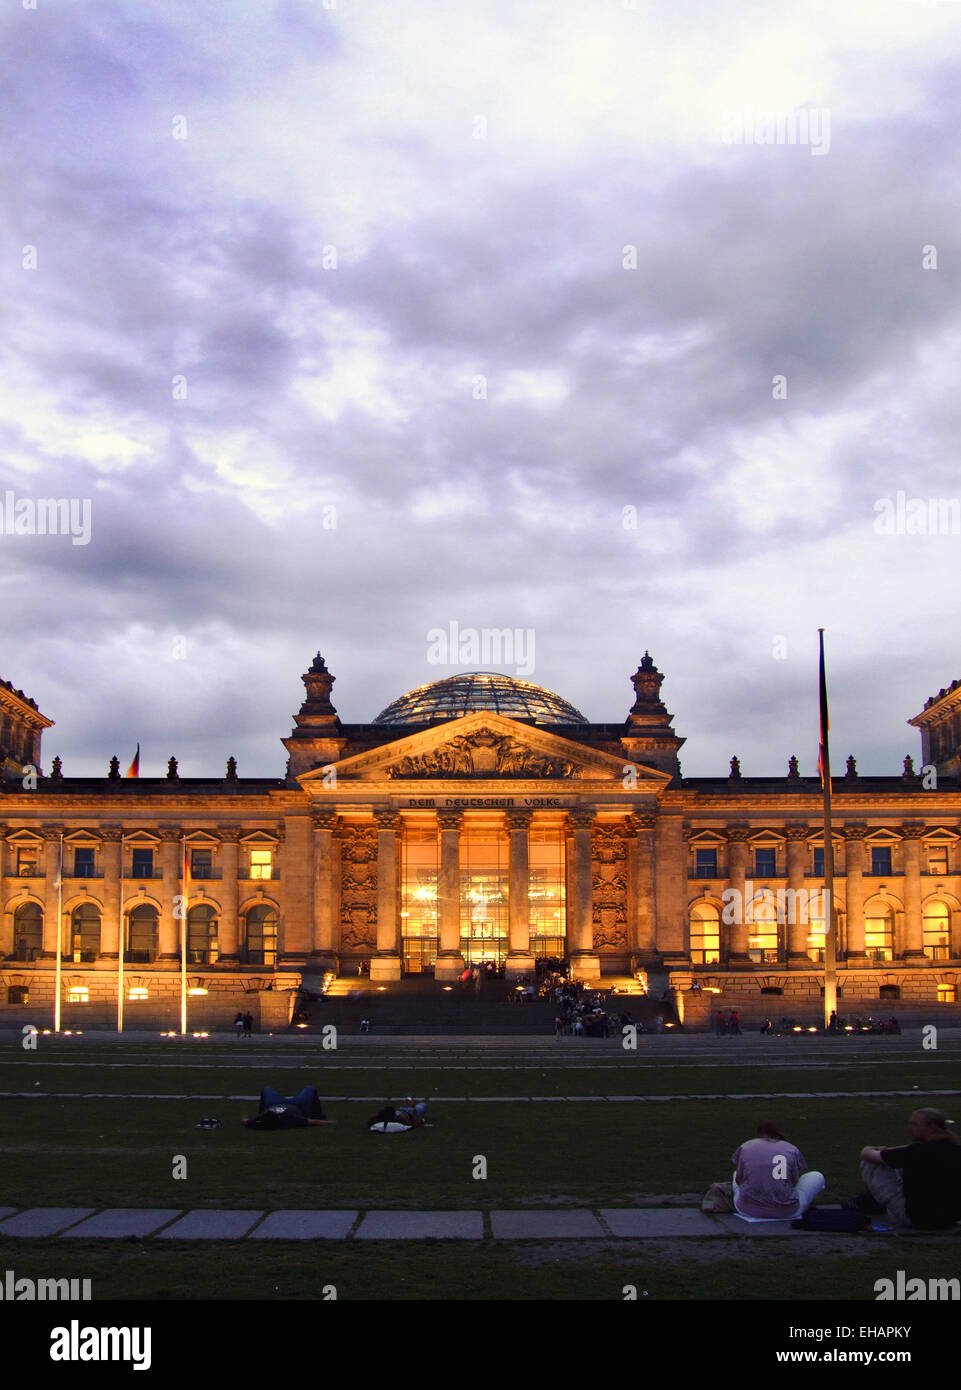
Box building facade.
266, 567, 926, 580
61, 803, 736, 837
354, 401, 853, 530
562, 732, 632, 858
1, 653, 960, 1029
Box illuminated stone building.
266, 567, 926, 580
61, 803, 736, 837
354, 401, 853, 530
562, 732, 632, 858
1, 652, 959, 1028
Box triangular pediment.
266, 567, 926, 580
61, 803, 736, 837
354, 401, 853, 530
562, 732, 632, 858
298, 711, 671, 786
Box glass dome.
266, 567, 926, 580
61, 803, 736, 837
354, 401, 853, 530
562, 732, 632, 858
372, 672, 588, 726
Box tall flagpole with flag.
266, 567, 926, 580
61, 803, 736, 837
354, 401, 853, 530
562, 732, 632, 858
117, 834, 125, 1034
53, 832, 64, 1032
180, 836, 189, 1035
818, 629, 838, 1028
125, 745, 140, 779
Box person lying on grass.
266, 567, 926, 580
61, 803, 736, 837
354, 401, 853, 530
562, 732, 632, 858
241, 1084, 334, 1129
368, 1098, 428, 1132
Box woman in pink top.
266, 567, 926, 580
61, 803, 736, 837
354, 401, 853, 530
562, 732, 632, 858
731, 1121, 825, 1220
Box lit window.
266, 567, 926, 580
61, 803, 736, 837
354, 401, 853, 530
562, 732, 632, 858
927, 846, 949, 875
250, 849, 272, 879
689, 905, 720, 965
937, 985, 956, 1004
128, 987, 149, 1000
865, 913, 894, 961
67, 986, 89, 1003
17, 849, 39, 876
923, 903, 950, 961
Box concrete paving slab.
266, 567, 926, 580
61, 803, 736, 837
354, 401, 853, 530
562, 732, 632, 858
715, 1213, 798, 1236
251, 1210, 358, 1240
356, 1211, 483, 1240
0, 1208, 96, 1237
156, 1210, 264, 1240
63, 1209, 182, 1238
490, 1210, 604, 1239
601, 1208, 724, 1237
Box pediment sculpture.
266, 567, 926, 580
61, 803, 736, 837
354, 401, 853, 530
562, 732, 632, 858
386, 730, 582, 779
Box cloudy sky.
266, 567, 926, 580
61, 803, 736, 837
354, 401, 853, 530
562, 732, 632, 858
3, 0, 960, 778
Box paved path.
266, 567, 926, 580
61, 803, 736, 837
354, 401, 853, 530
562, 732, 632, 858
1, 1204, 956, 1240
3, 1089, 958, 1103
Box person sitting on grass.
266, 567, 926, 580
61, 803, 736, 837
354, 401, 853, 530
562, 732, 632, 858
731, 1120, 825, 1221
850, 1107, 961, 1229
241, 1084, 334, 1129
368, 1098, 428, 1131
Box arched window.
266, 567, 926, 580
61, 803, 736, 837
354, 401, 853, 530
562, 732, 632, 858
127, 904, 158, 963
244, 905, 278, 966
13, 903, 42, 961
689, 903, 720, 964
864, 905, 894, 962
748, 892, 780, 964
922, 902, 951, 961
187, 904, 218, 964
69, 903, 101, 962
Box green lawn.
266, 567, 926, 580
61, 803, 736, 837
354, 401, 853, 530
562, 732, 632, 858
1, 1034, 958, 1302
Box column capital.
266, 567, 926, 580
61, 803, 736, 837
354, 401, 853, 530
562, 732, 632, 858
628, 812, 656, 832
437, 810, 463, 830
785, 824, 810, 841
310, 809, 339, 832
40, 824, 64, 840
217, 825, 243, 842
505, 810, 532, 832
842, 824, 868, 841
568, 809, 596, 831
373, 809, 399, 830
99, 824, 125, 843
725, 824, 752, 843
901, 822, 926, 840
158, 826, 183, 842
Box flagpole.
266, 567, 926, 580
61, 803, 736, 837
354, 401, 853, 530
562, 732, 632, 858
180, 836, 188, 1036
117, 834, 125, 1034
819, 629, 838, 1029
53, 832, 63, 1032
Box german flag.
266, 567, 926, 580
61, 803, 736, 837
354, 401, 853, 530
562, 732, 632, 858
125, 744, 140, 779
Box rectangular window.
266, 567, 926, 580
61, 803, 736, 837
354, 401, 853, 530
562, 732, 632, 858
67, 986, 89, 1003
694, 848, 717, 878
813, 847, 824, 877
927, 846, 949, 874
73, 848, 95, 877
864, 917, 893, 961
870, 846, 892, 875
460, 828, 508, 967
689, 912, 720, 965
401, 830, 439, 974
937, 985, 956, 1004
190, 849, 213, 878
131, 848, 154, 878
17, 849, 39, 876
7, 986, 28, 1005
754, 847, 776, 877
249, 849, 272, 880
529, 828, 566, 960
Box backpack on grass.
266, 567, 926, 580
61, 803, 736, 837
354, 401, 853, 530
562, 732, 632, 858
791, 1208, 869, 1232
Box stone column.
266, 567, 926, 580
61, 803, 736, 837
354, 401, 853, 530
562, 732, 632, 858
158, 828, 182, 962
568, 810, 599, 979
901, 825, 926, 961
370, 811, 401, 981
505, 810, 534, 980
785, 826, 810, 963
310, 810, 338, 965
843, 826, 866, 962
434, 811, 465, 981
100, 827, 123, 959
630, 813, 657, 961
217, 827, 240, 962
725, 827, 751, 963
41, 825, 64, 956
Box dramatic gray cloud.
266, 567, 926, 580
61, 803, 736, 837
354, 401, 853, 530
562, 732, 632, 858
2, 0, 961, 777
